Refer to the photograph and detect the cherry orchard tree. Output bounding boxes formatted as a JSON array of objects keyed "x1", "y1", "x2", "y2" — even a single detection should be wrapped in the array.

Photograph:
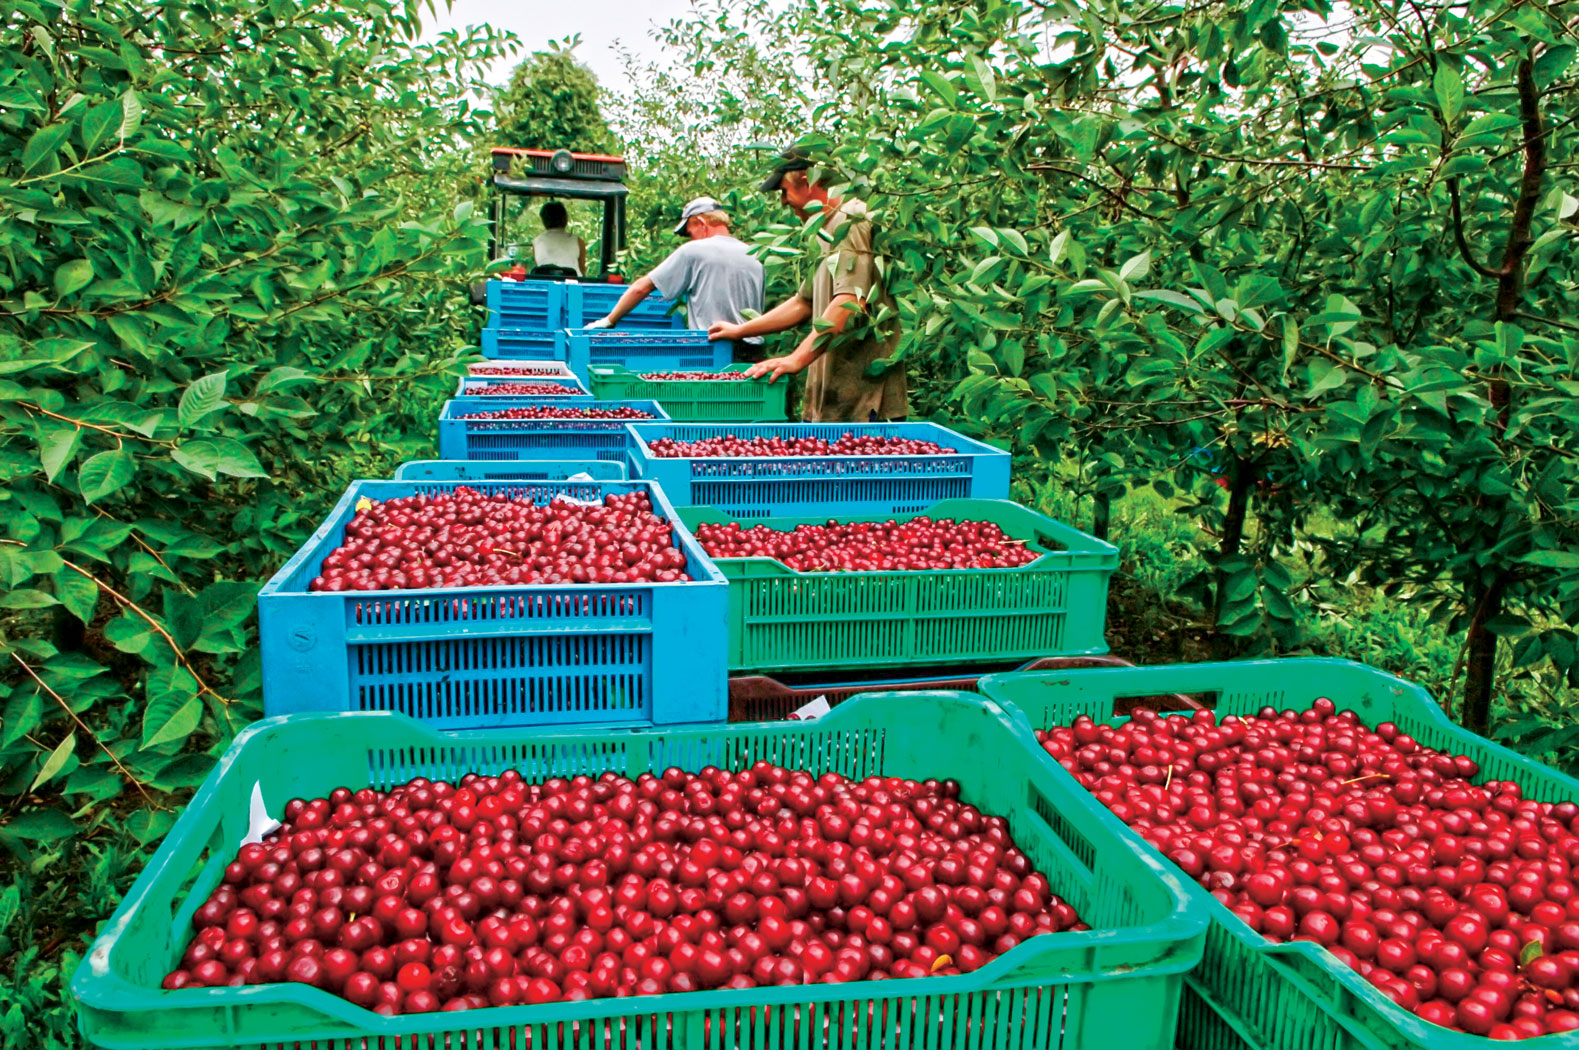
[
  {"x1": 0, "y1": 2, "x2": 511, "y2": 1040},
  {"x1": 652, "y1": 0, "x2": 1579, "y2": 732}
]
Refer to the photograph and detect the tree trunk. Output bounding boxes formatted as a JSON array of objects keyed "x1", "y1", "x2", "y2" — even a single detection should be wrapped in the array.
[
  {"x1": 1462, "y1": 574, "x2": 1509, "y2": 737},
  {"x1": 1456, "y1": 57, "x2": 1546, "y2": 729},
  {"x1": 1092, "y1": 491, "x2": 1111, "y2": 542},
  {"x1": 1211, "y1": 457, "x2": 1256, "y2": 659}
]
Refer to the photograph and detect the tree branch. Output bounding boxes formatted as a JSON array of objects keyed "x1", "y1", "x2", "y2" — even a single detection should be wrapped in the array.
[
  {"x1": 1447, "y1": 178, "x2": 1500, "y2": 277},
  {"x1": 10, "y1": 653, "x2": 161, "y2": 808}
]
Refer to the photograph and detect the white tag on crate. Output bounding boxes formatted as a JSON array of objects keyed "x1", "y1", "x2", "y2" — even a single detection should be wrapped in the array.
[
  {"x1": 567, "y1": 472, "x2": 596, "y2": 483},
  {"x1": 792, "y1": 696, "x2": 832, "y2": 720},
  {"x1": 240, "y1": 782, "x2": 281, "y2": 846}
]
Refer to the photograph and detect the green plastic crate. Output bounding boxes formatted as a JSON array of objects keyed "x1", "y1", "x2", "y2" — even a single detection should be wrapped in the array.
[
  {"x1": 588, "y1": 363, "x2": 789, "y2": 422},
  {"x1": 72, "y1": 691, "x2": 1205, "y2": 1050},
  {"x1": 678, "y1": 499, "x2": 1116, "y2": 674},
  {"x1": 978, "y1": 658, "x2": 1579, "y2": 1050}
]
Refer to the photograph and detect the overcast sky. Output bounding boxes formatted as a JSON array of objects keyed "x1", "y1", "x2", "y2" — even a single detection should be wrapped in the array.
[{"x1": 420, "y1": 0, "x2": 697, "y2": 95}]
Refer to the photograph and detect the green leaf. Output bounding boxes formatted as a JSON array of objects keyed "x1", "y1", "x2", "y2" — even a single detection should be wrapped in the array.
[
  {"x1": 53, "y1": 568, "x2": 98, "y2": 625},
  {"x1": 177, "y1": 371, "x2": 228, "y2": 427},
  {"x1": 1282, "y1": 316, "x2": 1300, "y2": 376},
  {"x1": 82, "y1": 100, "x2": 122, "y2": 152},
  {"x1": 0, "y1": 885, "x2": 18, "y2": 938},
  {"x1": 0, "y1": 589, "x2": 59, "y2": 609},
  {"x1": 968, "y1": 226, "x2": 999, "y2": 249},
  {"x1": 1522, "y1": 939, "x2": 1545, "y2": 966},
  {"x1": 1434, "y1": 63, "x2": 1464, "y2": 128},
  {"x1": 77, "y1": 449, "x2": 135, "y2": 503},
  {"x1": 1002, "y1": 341, "x2": 1025, "y2": 378},
  {"x1": 119, "y1": 90, "x2": 143, "y2": 139},
  {"x1": 1521, "y1": 550, "x2": 1579, "y2": 569},
  {"x1": 212, "y1": 437, "x2": 268, "y2": 479},
  {"x1": 30, "y1": 733, "x2": 75, "y2": 792},
  {"x1": 37, "y1": 426, "x2": 80, "y2": 483},
  {"x1": 126, "y1": 808, "x2": 176, "y2": 845},
  {"x1": 141, "y1": 690, "x2": 202, "y2": 750},
  {"x1": 257, "y1": 366, "x2": 314, "y2": 392},
  {"x1": 964, "y1": 54, "x2": 996, "y2": 103},
  {"x1": 53, "y1": 259, "x2": 94, "y2": 298},
  {"x1": 1, "y1": 689, "x2": 42, "y2": 748},
  {"x1": 21, "y1": 122, "x2": 71, "y2": 174},
  {"x1": 1118, "y1": 251, "x2": 1151, "y2": 283},
  {"x1": 919, "y1": 70, "x2": 957, "y2": 107},
  {"x1": 0, "y1": 808, "x2": 77, "y2": 843}
]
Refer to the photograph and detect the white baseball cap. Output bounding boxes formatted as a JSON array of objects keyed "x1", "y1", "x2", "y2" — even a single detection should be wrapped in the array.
[{"x1": 674, "y1": 196, "x2": 723, "y2": 236}]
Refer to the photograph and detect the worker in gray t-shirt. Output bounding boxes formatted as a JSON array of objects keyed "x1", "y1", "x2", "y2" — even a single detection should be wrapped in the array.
[{"x1": 588, "y1": 197, "x2": 766, "y2": 356}]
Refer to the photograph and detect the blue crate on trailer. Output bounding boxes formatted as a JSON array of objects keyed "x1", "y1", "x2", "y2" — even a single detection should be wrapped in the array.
[
  {"x1": 563, "y1": 283, "x2": 685, "y2": 330},
  {"x1": 394, "y1": 459, "x2": 628, "y2": 482},
  {"x1": 484, "y1": 279, "x2": 564, "y2": 330},
  {"x1": 626, "y1": 422, "x2": 1012, "y2": 517},
  {"x1": 438, "y1": 398, "x2": 669, "y2": 463},
  {"x1": 560, "y1": 329, "x2": 736, "y2": 381},
  {"x1": 258, "y1": 478, "x2": 728, "y2": 730},
  {"x1": 480, "y1": 327, "x2": 563, "y2": 359}
]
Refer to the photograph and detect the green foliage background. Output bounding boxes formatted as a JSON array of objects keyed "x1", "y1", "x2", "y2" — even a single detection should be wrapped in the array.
[
  {"x1": 0, "y1": 1, "x2": 512, "y2": 1041},
  {"x1": 2, "y1": 0, "x2": 1579, "y2": 1044}
]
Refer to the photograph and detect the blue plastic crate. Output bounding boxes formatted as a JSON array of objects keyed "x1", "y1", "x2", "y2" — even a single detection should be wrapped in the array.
[
  {"x1": 561, "y1": 329, "x2": 736, "y2": 381},
  {"x1": 456, "y1": 360, "x2": 576, "y2": 396},
  {"x1": 394, "y1": 459, "x2": 628, "y2": 482},
  {"x1": 626, "y1": 422, "x2": 1013, "y2": 516},
  {"x1": 438, "y1": 398, "x2": 669, "y2": 463},
  {"x1": 563, "y1": 283, "x2": 685, "y2": 330},
  {"x1": 480, "y1": 328, "x2": 563, "y2": 359},
  {"x1": 258, "y1": 479, "x2": 727, "y2": 730},
  {"x1": 483, "y1": 279, "x2": 564, "y2": 330}
]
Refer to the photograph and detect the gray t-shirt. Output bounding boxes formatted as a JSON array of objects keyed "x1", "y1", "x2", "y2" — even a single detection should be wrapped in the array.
[{"x1": 648, "y1": 235, "x2": 765, "y2": 341}]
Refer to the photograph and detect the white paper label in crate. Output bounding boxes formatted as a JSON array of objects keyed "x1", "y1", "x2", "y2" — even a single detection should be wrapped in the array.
[
  {"x1": 792, "y1": 696, "x2": 832, "y2": 720},
  {"x1": 240, "y1": 782, "x2": 282, "y2": 846},
  {"x1": 567, "y1": 472, "x2": 596, "y2": 483}
]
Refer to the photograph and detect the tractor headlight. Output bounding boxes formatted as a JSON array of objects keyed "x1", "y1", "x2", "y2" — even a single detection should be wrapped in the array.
[{"x1": 550, "y1": 150, "x2": 574, "y2": 174}]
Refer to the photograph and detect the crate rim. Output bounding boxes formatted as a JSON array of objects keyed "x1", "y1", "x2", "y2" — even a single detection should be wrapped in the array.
[
  {"x1": 979, "y1": 656, "x2": 1579, "y2": 1050},
  {"x1": 625, "y1": 421, "x2": 1009, "y2": 461},
  {"x1": 392, "y1": 459, "x2": 628, "y2": 481},
  {"x1": 440, "y1": 397, "x2": 671, "y2": 422},
  {"x1": 73, "y1": 690, "x2": 1207, "y2": 1044},
  {"x1": 257, "y1": 477, "x2": 726, "y2": 598},
  {"x1": 465, "y1": 358, "x2": 573, "y2": 376},
  {"x1": 590, "y1": 362, "x2": 757, "y2": 380},
  {"x1": 678, "y1": 498, "x2": 1118, "y2": 576},
  {"x1": 449, "y1": 376, "x2": 591, "y2": 397}
]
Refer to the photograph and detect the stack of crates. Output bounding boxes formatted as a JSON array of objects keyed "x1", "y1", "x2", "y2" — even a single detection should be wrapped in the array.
[
  {"x1": 479, "y1": 279, "x2": 561, "y2": 360},
  {"x1": 93, "y1": 247, "x2": 1572, "y2": 1050}
]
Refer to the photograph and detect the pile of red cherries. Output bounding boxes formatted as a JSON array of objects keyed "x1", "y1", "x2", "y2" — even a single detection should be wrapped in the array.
[
  {"x1": 162, "y1": 764, "x2": 1082, "y2": 1014},
  {"x1": 1038, "y1": 700, "x2": 1579, "y2": 1038},
  {"x1": 306, "y1": 489, "x2": 690, "y2": 591},
  {"x1": 645, "y1": 434, "x2": 954, "y2": 458},
  {"x1": 694, "y1": 517, "x2": 1041, "y2": 572}
]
